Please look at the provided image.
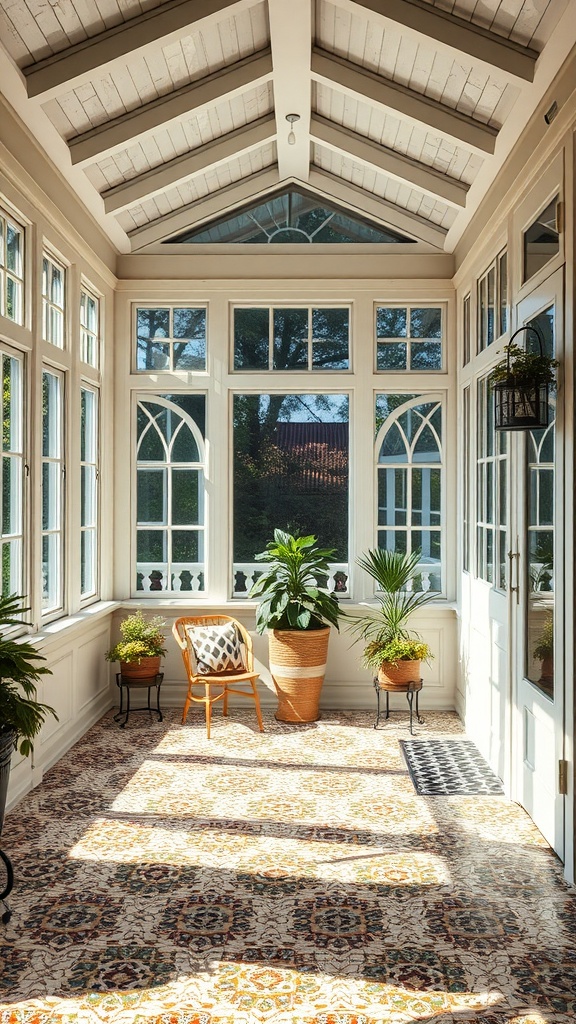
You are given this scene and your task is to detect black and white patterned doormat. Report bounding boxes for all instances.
[400,738,505,795]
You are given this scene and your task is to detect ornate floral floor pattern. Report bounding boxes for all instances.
[0,708,575,1024]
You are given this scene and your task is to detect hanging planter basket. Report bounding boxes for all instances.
[492,325,556,432]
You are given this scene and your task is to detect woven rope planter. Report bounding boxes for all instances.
[268,627,330,723]
[120,656,161,680]
[377,660,421,690]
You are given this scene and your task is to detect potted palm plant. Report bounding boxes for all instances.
[348,548,433,687]
[105,610,167,680]
[249,529,342,722]
[0,594,57,922]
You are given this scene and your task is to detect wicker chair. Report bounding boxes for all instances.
[172,615,264,739]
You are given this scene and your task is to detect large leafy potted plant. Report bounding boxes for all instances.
[348,548,433,688]
[105,610,166,680]
[249,529,341,722]
[0,594,57,922]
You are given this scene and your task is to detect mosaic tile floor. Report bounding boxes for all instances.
[0,707,575,1024]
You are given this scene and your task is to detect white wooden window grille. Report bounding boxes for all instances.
[136,394,206,594]
[42,253,65,348]
[476,376,507,588]
[376,306,443,371]
[80,385,99,599]
[0,211,24,325]
[233,307,350,371]
[42,369,65,613]
[477,250,507,352]
[80,288,100,368]
[375,393,443,593]
[135,307,206,371]
[0,350,24,595]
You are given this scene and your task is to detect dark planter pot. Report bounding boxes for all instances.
[0,729,15,923]
[119,656,161,680]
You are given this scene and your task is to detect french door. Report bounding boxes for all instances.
[511,268,564,857]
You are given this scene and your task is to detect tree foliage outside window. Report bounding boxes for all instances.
[376,306,443,371]
[233,393,349,580]
[136,307,206,371]
[234,307,350,370]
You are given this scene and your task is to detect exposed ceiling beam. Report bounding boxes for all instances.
[103,115,277,213]
[69,49,273,166]
[268,0,312,180]
[310,115,469,208]
[340,0,538,83]
[128,167,281,249]
[307,167,448,248]
[312,48,498,156]
[24,0,258,100]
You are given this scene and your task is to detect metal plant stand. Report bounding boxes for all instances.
[115,673,164,729]
[0,734,14,924]
[0,849,13,923]
[373,676,424,735]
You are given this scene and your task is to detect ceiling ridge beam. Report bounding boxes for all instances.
[269,0,312,181]
[103,115,277,213]
[307,167,447,248]
[310,114,469,208]
[128,166,280,249]
[338,0,537,82]
[312,48,497,155]
[68,48,273,167]
[24,0,258,100]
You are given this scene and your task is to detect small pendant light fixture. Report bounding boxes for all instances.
[286,113,300,145]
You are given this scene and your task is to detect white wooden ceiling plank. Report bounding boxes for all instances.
[392,34,419,88]
[163,121,189,158]
[348,8,369,65]
[162,40,190,90]
[125,54,157,105]
[472,77,506,125]
[408,40,436,94]
[217,14,242,64]
[0,11,32,66]
[44,96,77,137]
[24,0,73,54]
[74,81,109,128]
[335,0,538,81]
[248,1,269,50]
[47,0,90,47]
[362,17,386,71]
[24,0,259,99]
[76,0,111,34]
[91,1,124,31]
[143,50,173,99]
[55,89,93,135]
[378,23,402,76]
[180,35,205,79]
[91,73,126,118]
[84,163,109,191]
[489,81,517,127]
[4,0,53,62]
[318,0,337,52]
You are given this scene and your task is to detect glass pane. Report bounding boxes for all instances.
[51,264,63,306]
[311,308,349,369]
[410,308,441,338]
[410,342,442,370]
[42,373,60,458]
[42,462,60,530]
[2,538,21,596]
[137,469,166,523]
[233,393,349,562]
[524,196,559,283]
[412,468,441,526]
[50,306,63,347]
[486,529,494,583]
[172,469,200,525]
[2,456,20,534]
[173,530,200,561]
[499,459,507,526]
[80,389,96,463]
[81,531,95,596]
[172,339,206,370]
[3,355,21,453]
[376,308,407,337]
[6,277,22,323]
[487,266,495,346]
[81,466,96,527]
[42,534,59,610]
[377,342,407,370]
[463,295,471,366]
[137,339,170,371]
[42,257,49,298]
[234,308,269,370]
[171,421,200,463]
[173,308,206,339]
[380,422,407,461]
[378,467,407,526]
[486,462,494,524]
[413,424,441,463]
[137,530,166,562]
[273,308,308,369]
[479,274,487,351]
[498,529,507,590]
[6,224,21,275]
[412,531,441,590]
[377,529,406,554]
[137,308,169,339]
[499,252,508,335]
[137,410,166,462]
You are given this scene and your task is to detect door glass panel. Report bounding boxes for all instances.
[525,306,555,697]
[523,197,559,283]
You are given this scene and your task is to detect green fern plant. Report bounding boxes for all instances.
[0,594,57,756]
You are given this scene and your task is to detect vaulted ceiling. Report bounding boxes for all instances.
[0,0,573,254]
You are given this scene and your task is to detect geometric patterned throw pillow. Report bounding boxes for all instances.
[185,622,245,675]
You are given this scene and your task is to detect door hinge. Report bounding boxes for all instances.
[559,759,569,795]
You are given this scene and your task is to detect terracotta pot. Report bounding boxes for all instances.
[377,660,421,690]
[120,656,161,681]
[268,627,330,723]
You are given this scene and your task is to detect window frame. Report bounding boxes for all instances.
[80,382,100,602]
[477,249,508,353]
[133,303,208,373]
[231,304,352,372]
[374,303,445,373]
[80,285,100,369]
[42,250,66,349]
[41,366,65,617]
[0,208,25,326]
[475,374,508,589]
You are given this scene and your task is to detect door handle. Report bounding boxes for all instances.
[508,547,520,603]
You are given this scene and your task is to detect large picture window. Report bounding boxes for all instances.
[375,394,443,593]
[42,369,64,613]
[233,393,349,593]
[233,307,350,371]
[1,351,23,595]
[136,394,206,593]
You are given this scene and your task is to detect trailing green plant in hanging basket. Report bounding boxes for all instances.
[490,342,559,388]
